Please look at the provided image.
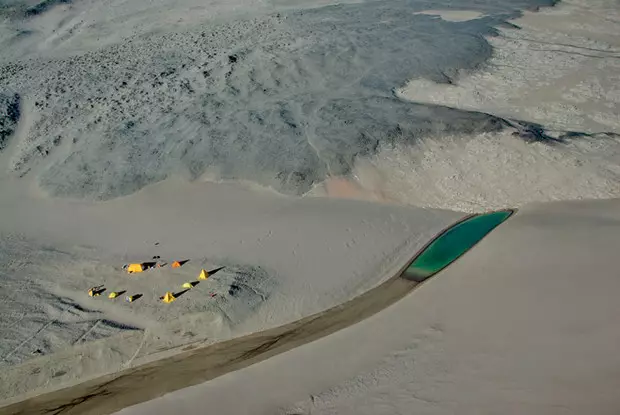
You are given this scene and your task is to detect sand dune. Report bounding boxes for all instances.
[1,0,619,412]
[122,198,620,415]
[0,177,459,401]
[1,0,571,204]
[0,211,511,414]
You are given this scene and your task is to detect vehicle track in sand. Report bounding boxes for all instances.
[0,210,514,415]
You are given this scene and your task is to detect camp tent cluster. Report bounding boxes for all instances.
[89,264,214,304]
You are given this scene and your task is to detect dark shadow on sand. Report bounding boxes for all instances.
[172,289,190,298]
[208,266,225,276]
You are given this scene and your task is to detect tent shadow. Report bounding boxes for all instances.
[93,288,106,296]
[142,262,157,270]
[179,260,190,266]
[173,289,190,298]
[208,266,225,276]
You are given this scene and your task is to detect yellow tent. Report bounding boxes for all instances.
[108,291,120,299]
[182,282,194,289]
[127,263,144,274]
[198,269,209,280]
[162,292,176,303]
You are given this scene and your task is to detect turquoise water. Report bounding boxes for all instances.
[403,211,513,282]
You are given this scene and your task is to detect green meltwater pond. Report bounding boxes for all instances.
[403,210,513,282]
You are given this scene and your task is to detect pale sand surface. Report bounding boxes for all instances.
[0,176,458,402]
[119,198,620,415]
[347,0,620,211]
[1,0,619,411]
[413,10,484,22]
[0,251,422,414]
[399,0,620,134]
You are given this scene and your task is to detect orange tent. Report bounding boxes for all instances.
[171,261,182,268]
[127,263,144,274]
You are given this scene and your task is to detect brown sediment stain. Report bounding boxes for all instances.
[323,177,384,202]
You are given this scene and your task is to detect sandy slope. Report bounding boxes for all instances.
[104,3,620,413]
[0,0,619,410]
[119,198,620,415]
[345,0,620,211]
[399,0,620,134]
[0,177,459,401]
[1,0,564,204]
[0,259,421,414]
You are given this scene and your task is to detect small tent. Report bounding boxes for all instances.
[162,292,176,303]
[171,261,182,268]
[198,269,209,280]
[127,263,144,274]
